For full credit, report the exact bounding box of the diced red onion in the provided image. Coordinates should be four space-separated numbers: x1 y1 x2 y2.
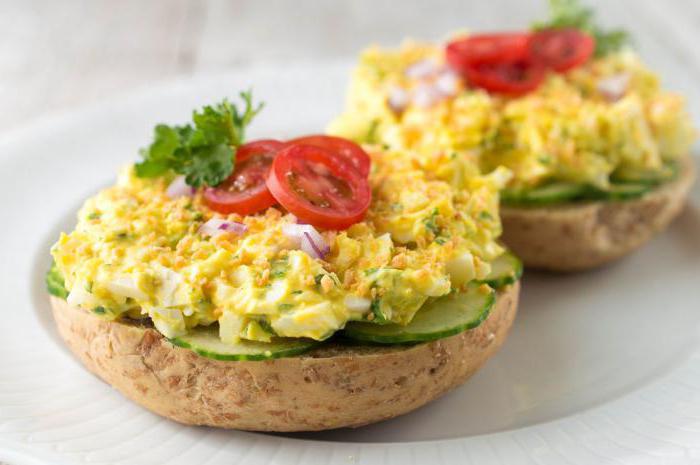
302 231 330 259
405 59 439 79
166 176 195 199
282 223 329 259
435 69 460 96
412 83 443 108
597 73 630 102
198 218 248 238
388 86 409 113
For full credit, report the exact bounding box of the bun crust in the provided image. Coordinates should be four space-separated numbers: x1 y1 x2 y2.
50 282 519 432
500 157 695 271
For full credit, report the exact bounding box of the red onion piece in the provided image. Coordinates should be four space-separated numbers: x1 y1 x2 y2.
405 59 439 79
198 218 248 238
388 86 409 113
435 69 460 96
282 223 329 259
412 83 443 108
166 176 195 199
597 73 630 102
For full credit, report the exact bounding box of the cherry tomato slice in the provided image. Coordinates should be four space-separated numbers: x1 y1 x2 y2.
446 33 531 72
528 29 595 72
203 139 283 216
284 135 371 178
266 144 371 230
462 60 546 96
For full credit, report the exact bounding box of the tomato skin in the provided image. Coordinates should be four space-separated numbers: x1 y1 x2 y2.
446 33 531 72
528 28 595 72
203 139 283 216
445 29 593 96
266 144 371 230
284 135 371 177
235 139 284 163
446 32 545 96
462 60 546 96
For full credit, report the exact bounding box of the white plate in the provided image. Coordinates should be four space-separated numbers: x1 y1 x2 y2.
1 62 699 465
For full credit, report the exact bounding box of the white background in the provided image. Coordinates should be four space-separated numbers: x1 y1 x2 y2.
3 0 700 133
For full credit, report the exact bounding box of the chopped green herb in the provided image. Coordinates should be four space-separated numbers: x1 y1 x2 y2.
270 258 288 279
314 273 325 286
278 303 294 311
291 290 303 295
255 318 275 334
435 237 448 245
533 0 630 57
538 155 553 165
135 91 264 188
87 212 101 220
479 211 494 221
365 119 380 144
370 298 387 323
363 267 379 276
92 306 107 315
423 208 441 235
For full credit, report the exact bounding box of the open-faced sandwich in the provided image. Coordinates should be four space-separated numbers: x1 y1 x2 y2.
47 93 521 431
329 0 696 271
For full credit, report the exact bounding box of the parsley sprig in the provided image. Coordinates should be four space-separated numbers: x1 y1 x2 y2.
135 91 264 187
533 0 630 57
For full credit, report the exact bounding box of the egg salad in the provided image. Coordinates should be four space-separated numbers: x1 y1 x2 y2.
51 144 509 344
329 42 695 192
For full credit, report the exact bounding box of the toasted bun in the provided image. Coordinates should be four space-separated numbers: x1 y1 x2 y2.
50 282 518 432
500 157 695 271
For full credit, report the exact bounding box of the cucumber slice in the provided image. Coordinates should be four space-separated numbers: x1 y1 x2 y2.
478 252 523 289
343 284 495 344
170 325 319 361
594 182 652 201
502 182 588 206
46 262 68 299
611 162 677 186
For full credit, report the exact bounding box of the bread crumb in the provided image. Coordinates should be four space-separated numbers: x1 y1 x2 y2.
320 275 334 293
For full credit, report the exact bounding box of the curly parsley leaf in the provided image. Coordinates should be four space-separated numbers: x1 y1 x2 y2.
533 0 630 57
135 91 264 187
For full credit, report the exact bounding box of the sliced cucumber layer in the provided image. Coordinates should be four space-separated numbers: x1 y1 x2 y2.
343 284 495 344
47 262 69 299
589 183 651 201
170 325 319 361
502 181 655 206
479 252 523 289
611 162 677 186
502 182 588 206
501 162 680 207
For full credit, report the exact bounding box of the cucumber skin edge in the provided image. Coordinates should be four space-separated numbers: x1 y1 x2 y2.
478 254 524 290
342 289 496 345
168 337 320 361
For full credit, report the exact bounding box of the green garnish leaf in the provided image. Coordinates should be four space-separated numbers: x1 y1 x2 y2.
533 0 630 57
135 91 264 188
